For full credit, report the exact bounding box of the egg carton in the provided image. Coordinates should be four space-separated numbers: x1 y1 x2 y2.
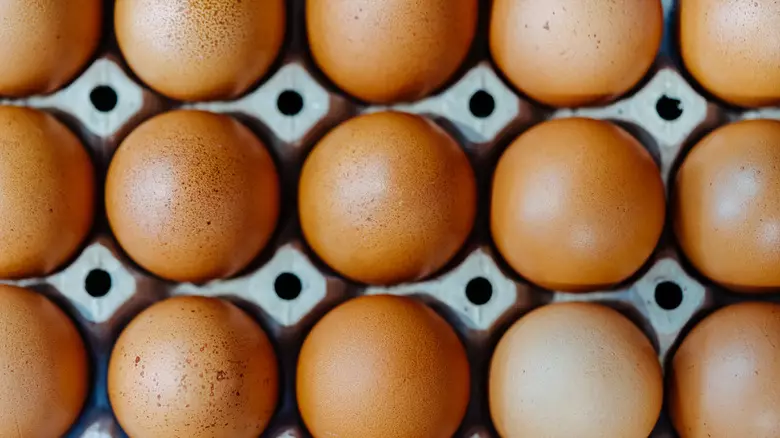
1 0 777 437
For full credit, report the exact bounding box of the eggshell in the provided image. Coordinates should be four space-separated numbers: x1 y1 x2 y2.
0 106 95 278
298 111 476 285
491 118 665 291
674 119 780 292
490 0 663 107
669 302 780 438
680 0 780 107
297 295 470 438
0 284 89 437
306 0 477 103
115 0 285 101
105 110 280 283
489 302 663 438
0 0 101 97
108 296 279 438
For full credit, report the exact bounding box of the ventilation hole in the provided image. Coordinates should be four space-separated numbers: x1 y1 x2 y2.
465 277 493 305
85 269 112 298
90 85 118 112
655 281 683 310
469 90 495 118
276 90 304 116
274 272 302 300
656 95 683 121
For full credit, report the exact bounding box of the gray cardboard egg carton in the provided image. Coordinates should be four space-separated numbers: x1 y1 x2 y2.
0 0 774 437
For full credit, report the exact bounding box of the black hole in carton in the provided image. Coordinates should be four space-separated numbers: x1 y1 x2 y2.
469 90 495 118
655 281 683 310
90 85 118 112
656 95 683 121
275 272 302 300
85 269 112 298
277 90 304 116
466 277 493 305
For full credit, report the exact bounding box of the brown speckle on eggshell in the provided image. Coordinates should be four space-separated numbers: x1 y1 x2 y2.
491 118 665 291
490 0 663 107
0 106 95 279
298 111 477 286
115 0 285 101
0 284 89 437
108 296 279 438
105 110 280 283
0 0 102 97
306 0 478 103
489 302 663 438
297 294 470 438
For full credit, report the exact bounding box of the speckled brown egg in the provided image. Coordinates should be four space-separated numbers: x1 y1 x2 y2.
490 302 663 438
297 294 470 438
307 0 477 103
491 118 665 291
490 0 663 107
681 0 780 107
674 119 780 292
0 0 101 97
0 284 89 437
298 111 476 285
669 302 780 438
105 110 280 283
0 106 95 278
108 296 279 438
115 0 285 101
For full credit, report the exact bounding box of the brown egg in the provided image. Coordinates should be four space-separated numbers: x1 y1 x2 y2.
307 0 477 103
115 0 285 101
299 111 476 285
490 302 662 438
0 0 101 97
0 106 95 278
681 0 780 107
674 119 780 292
108 296 279 438
491 118 665 291
297 294 470 438
106 110 280 283
669 302 780 437
490 0 663 107
0 284 89 437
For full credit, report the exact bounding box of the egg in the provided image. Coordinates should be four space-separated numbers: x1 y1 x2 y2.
306 0 477 103
490 0 663 107
108 296 279 438
105 110 280 283
674 119 780 292
0 106 95 278
491 118 665 291
0 0 101 97
490 302 662 438
0 284 89 437
680 0 780 107
299 111 476 285
115 0 285 101
669 302 780 437
297 294 470 438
